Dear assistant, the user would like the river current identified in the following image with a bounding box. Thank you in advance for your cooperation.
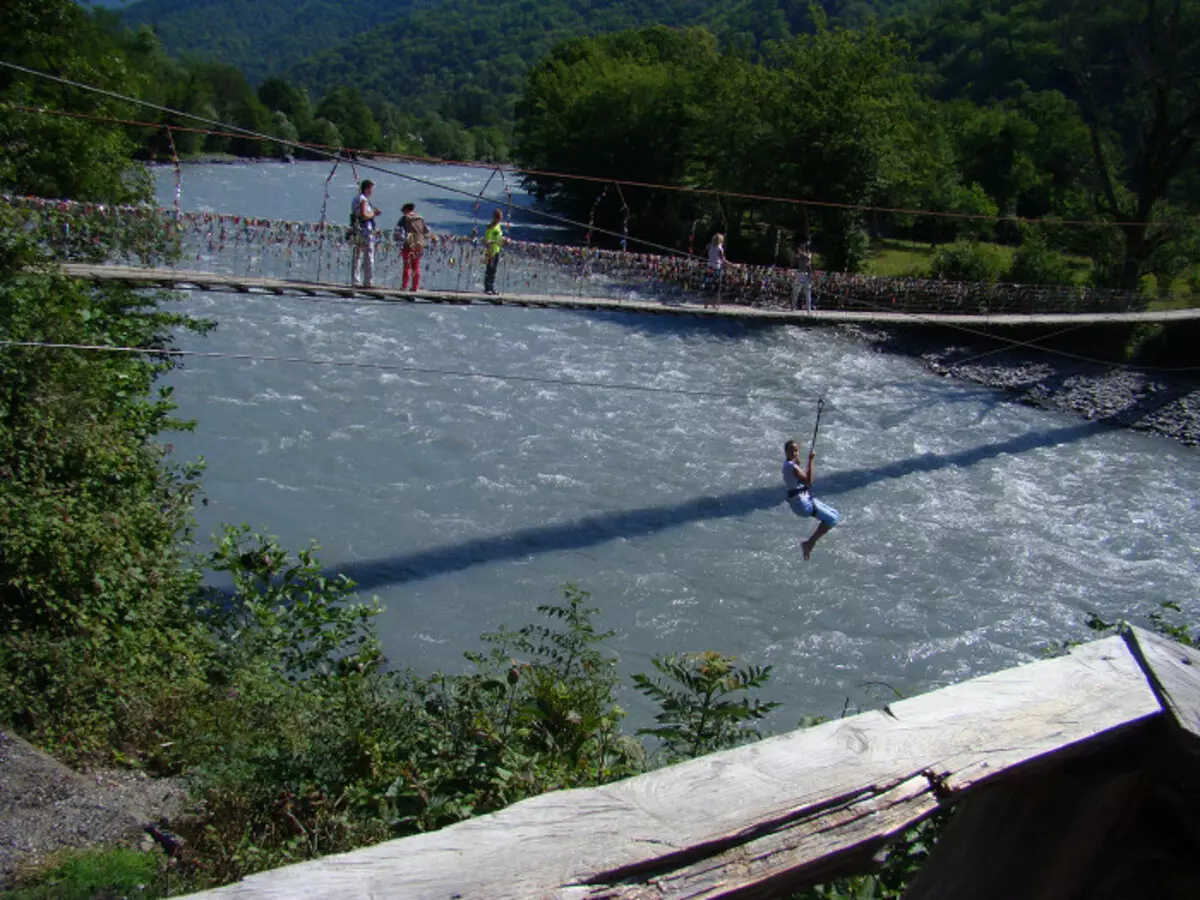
[155,161,1200,725]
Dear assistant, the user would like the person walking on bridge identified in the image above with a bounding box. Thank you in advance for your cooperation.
[484,208,507,295]
[705,233,726,308]
[397,202,432,291]
[350,180,382,288]
[792,245,814,312]
[783,439,839,560]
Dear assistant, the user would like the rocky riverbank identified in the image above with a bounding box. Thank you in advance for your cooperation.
[846,324,1200,448]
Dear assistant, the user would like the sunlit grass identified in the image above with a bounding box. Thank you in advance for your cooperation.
[864,239,1198,308]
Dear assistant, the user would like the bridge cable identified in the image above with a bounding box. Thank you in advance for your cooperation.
[7,103,1169,229]
[0,60,700,261]
[3,62,1195,374]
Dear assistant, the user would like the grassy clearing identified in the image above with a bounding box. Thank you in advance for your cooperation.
[863,239,1198,308]
[864,238,935,277]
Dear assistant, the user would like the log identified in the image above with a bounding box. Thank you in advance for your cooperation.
[1125,627,1200,743]
[182,636,1163,899]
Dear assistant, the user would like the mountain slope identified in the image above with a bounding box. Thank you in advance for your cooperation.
[120,0,418,81]
[282,0,846,120]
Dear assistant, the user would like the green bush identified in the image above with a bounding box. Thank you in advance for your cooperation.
[1006,226,1074,285]
[633,651,779,762]
[0,212,212,762]
[929,239,1007,282]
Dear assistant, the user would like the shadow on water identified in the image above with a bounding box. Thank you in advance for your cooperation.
[326,416,1120,593]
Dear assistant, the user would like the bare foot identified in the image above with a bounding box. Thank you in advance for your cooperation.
[800,539,813,561]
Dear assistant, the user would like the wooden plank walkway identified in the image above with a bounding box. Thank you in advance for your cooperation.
[63,264,1200,327]
[178,628,1200,899]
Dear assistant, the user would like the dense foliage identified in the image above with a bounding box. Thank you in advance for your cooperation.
[4,2,1198,896]
[34,0,1191,290]
[514,7,1200,288]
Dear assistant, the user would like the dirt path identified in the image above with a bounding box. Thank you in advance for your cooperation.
[0,731,189,888]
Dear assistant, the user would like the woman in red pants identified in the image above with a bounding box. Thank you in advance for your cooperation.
[396,202,432,291]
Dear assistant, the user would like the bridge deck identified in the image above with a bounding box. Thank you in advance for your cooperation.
[62,264,1200,327]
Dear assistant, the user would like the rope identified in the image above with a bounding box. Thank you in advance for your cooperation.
[317,158,341,283]
[615,183,630,253]
[585,184,609,247]
[164,126,181,219]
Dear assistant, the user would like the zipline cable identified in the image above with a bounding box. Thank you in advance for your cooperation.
[808,397,825,460]
[0,340,831,405]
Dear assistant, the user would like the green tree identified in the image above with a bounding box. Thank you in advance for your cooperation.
[929,238,1008,281]
[258,76,314,128]
[0,0,149,202]
[698,19,931,269]
[517,27,720,246]
[1006,224,1075,285]
[1056,0,1200,287]
[315,85,382,151]
[0,207,213,758]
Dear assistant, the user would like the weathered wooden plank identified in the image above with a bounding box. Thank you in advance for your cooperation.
[181,637,1162,899]
[1125,626,1200,742]
[571,774,941,900]
[58,263,1200,325]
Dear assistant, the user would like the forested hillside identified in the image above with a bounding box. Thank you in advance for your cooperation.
[73,0,1200,291]
[120,0,909,124]
[120,0,417,81]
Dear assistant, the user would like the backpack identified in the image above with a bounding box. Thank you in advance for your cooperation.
[403,216,426,251]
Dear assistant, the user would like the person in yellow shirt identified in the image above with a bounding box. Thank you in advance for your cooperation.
[484,208,506,295]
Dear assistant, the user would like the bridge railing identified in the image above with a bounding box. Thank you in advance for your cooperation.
[5,195,1148,315]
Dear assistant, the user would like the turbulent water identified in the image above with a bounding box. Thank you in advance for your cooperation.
[155,161,1200,726]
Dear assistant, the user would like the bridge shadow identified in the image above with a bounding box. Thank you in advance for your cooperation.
[326,415,1123,593]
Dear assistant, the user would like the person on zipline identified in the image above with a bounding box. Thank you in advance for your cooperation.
[783,438,839,560]
[350,180,382,288]
[484,208,507,295]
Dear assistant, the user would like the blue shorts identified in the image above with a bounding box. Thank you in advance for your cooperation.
[788,493,840,528]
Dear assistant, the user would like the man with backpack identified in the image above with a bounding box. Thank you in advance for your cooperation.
[396,202,432,291]
[350,180,382,287]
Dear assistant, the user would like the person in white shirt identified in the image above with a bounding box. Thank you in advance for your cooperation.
[782,439,840,560]
[705,233,726,307]
[350,180,381,287]
[792,245,814,311]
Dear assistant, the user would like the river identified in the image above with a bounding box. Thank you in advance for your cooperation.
[155,160,1200,726]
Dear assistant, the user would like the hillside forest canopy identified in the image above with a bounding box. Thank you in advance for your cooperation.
[8,1,1192,289]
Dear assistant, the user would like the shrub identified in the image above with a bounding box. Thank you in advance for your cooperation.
[1006,226,1074,285]
[929,239,1007,282]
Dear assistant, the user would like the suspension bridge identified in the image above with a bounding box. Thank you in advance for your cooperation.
[11,194,1199,327]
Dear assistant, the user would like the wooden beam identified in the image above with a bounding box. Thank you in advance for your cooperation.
[180,637,1163,899]
[1125,627,1200,743]
[53,264,1200,324]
